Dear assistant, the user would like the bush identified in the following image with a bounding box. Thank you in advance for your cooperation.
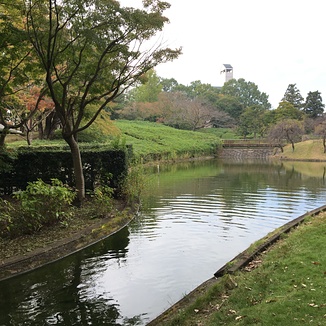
[0,179,76,238]
[84,185,114,219]
[120,163,147,206]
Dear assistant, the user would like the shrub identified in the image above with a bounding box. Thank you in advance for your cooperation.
[0,179,76,238]
[120,163,147,206]
[84,185,114,219]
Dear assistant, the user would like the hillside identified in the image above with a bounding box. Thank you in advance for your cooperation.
[114,120,223,161]
[272,139,326,161]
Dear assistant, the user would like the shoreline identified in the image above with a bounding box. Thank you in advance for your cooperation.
[0,203,137,281]
[148,204,326,325]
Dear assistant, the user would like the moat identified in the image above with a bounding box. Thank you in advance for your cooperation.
[1,159,326,325]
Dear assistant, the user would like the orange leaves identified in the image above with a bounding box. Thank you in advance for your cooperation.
[18,86,54,113]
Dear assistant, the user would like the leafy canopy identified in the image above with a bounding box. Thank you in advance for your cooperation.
[221,78,271,110]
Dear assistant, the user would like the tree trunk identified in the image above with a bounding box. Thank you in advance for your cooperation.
[0,133,6,147]
[44,111,59,139]
[64,133,85,205]
[278,144,284,153]
[0,128,9,147]
[26,130,32,146]
[38,114,44,139]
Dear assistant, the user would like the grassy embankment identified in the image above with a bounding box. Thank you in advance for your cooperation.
[273,138,326,161]
[6,120,236,161]
[114,120,234,161]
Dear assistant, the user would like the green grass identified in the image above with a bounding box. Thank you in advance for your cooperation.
[6,121,227,162]
[114,120,223,161]
[157,213,326,325]
[273,139,326,161]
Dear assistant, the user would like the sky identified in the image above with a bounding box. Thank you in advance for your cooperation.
[120,0,326,109]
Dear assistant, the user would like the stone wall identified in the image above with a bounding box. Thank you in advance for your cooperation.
[219,147,275,159]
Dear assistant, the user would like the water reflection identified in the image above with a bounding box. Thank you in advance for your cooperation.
[1,159,326,325]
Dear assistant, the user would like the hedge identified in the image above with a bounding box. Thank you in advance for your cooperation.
[0,146,131,196]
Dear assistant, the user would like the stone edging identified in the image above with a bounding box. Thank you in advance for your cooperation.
[0,212,137,281]
[147,204,326,325]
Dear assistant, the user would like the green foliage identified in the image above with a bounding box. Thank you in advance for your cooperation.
[25,0,181,201]
[0,198,14,236]
[120,163,147,206]
[78,106,121,143]
[274,101,304,122]
[221,78,271,110]
[237,105,268,138]
[128,69,162,103]
[303,91,325,119]
[282,83,304,109]
[176,80,221,103]
[216,95,244,121]
[0,179,76,238]
[85,185,114,219]
[0,146,129,196]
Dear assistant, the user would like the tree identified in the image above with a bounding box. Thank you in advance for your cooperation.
[238,105,268,138]
[281,83,304,109]
[119,101,162,121]
[160,77,178,92]
[303,91,325,119]
[183,81,220,103]
[159,92,214,130]
[128,69,162,103]
[6,85,55,145]
[268,119,303,152]
[315,121,326,153]
[208,110,235,128]
[274,101,303,122]
[221,78,271,110]
[0,1,41,146]
[26,0,181,203]
[216,95,244,122]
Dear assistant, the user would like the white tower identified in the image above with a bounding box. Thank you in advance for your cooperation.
[220,64,233,83]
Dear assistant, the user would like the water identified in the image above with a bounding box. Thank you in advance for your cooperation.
[1,159,326,325]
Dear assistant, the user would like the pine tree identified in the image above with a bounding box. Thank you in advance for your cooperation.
[303,91,325,118]
[282,83,304,109]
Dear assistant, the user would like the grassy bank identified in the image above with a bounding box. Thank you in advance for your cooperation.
[114,120,223,161]
[151,212,326,325]
[6,121,227,162]
[273,139,326,161]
